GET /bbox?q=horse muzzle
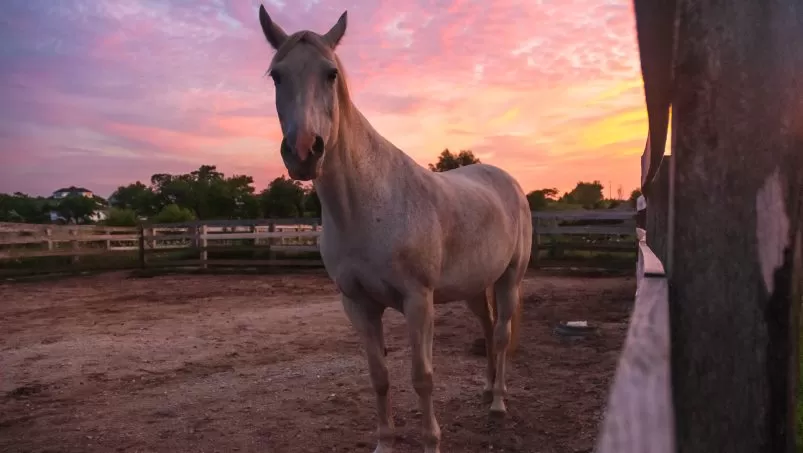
[280,135,325,181]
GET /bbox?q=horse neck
[314,105,416,230]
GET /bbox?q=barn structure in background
[595,0,802,452]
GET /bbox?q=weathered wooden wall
[668,1,803,452]
[598,0,803,451]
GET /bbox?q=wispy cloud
[0,0,646,197]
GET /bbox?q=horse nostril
[312,135,325,156]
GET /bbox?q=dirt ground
[0,269,634,453]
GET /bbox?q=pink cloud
[0,0,645,198]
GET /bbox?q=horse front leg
[341,295,394,453]
[403,290,441,453]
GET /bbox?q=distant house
[48,186,109,224]
[51,186,94,199]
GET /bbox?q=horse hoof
[489,399,507,417]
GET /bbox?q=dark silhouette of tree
[560,181,605,209]
[0,193,50,223]
[304,187,322,217]
[145,165,258,219]
[526,188,559,211]
[53,194,99,224]
[105,208,138,226]
[260,175,305,218]
[427,149,481,172]
[109,181,157,216]
[152,204,197,223]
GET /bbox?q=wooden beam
[534,225,635,235]
[0,234,140,245]
[532,210,635,220]
[596,231,673,453]
[153,259,324,267]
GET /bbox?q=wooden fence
[0,210,635,275]
[593,0,802,450]
[595,226,673,453]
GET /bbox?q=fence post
[529,229,541,268]
[104,227,112,252]
[199,224,208,269]
[250,224,258,260]
[69,229,79,265]
[661,0,803,450]
[268,221,277,261]
[138,225,146,269]
[45,228,53,252]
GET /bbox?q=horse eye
[326,68,338,82]
[269,70,281,85]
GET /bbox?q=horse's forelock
[271,31,330,65]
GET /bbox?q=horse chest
[319,228,399,266]
[330,260,406,311]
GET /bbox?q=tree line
[0,149,641,226]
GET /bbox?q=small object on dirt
[554,321,595,338]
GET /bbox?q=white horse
[257,6,533,453]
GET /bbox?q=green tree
[105,207,138,226]
[53,194,99,224]
[149,165,259,220]
[560,181,605,209]
[110,181,157,216]
[303,187,322,217]
[526,188,559,211]
[209,173,259,219]
[260,175,305,218]
[152,204,197,224]
[0,192,50,223]
[427,149,481,172]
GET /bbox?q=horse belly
[433,252,509,303]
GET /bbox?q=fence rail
[0,209,636,274]
[595,227,674,453]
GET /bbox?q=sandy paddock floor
[0,269,634,453]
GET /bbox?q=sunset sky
[0,0,647,199]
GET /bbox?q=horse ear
[258,4,288,49]
[323,11,348,48]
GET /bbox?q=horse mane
[269,31,356,151]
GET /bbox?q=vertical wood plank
[200,224,208,269]
[669,0,803,451]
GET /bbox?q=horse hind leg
[489,266,525,416]
[465,287,496,403]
